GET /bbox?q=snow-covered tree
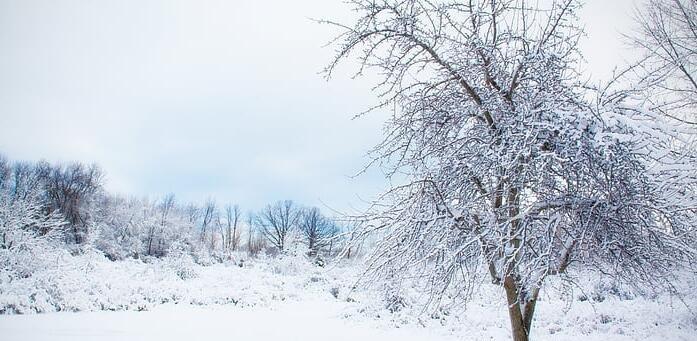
[246,212,266,256]
[0,160,67,279]
[629,0,697,124]
[256,200,300,252]
[91,193,198,260]
[325,1,697,340]
[200,199,217,249]
[91,195,143,260]
[299,207,340,256]
[40,162,103,245]
[223,204,241,252]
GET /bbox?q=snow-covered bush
[0,244,349,314]
[166,241,199,280]
[0,178,72,313]
[0,177,68,277]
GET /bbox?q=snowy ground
[2,291,695,341]
[0,299,463,341]
[1,254,696,340]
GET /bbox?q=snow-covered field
[4,295,696,341]
[0,300,462,341]
[1,253,695,340]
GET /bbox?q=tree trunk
[146,229,154,256]
[232,224,238,251]
[503,276,529,341]
[502,185,533,341]
[502,275,540,341]
[522,287,540,335]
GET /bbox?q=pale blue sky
[0,0,637,212]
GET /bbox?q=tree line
[0,154,344,263]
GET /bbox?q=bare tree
[9,161,44,202]
[145,193,176,257]
[628,0,697,124]
[0,166,67,274]
[224,204,241,252]
[245,212,266,256]
[201,199,217,248]
[41,162,103,244]
[159,194,176,227]
[299,207,339,256]
[246,212,254,252]
[325,1,696,341]
[0,155,10,192]
[256,200,299,252]
[185,203,200,226]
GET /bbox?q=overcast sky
[0,0,637,213]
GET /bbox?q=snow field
[2,252,695,340]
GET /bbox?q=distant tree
[256,200,299,252]
[92,194,138,260]
[245,212,266,256]
[0,168,66,278]
[0,155,9,190]
[157,193,176,254]
[10,161,45,202]
[200,199,217,248]
[246,212,254,251]
[144,193,176,257]
[41,162,103,244]
[185,203,200,226]
[243,212,257,255]
[224,204,241,252]
[159,194,176,227]
[299,207,339,256]
[325,1,697,341]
